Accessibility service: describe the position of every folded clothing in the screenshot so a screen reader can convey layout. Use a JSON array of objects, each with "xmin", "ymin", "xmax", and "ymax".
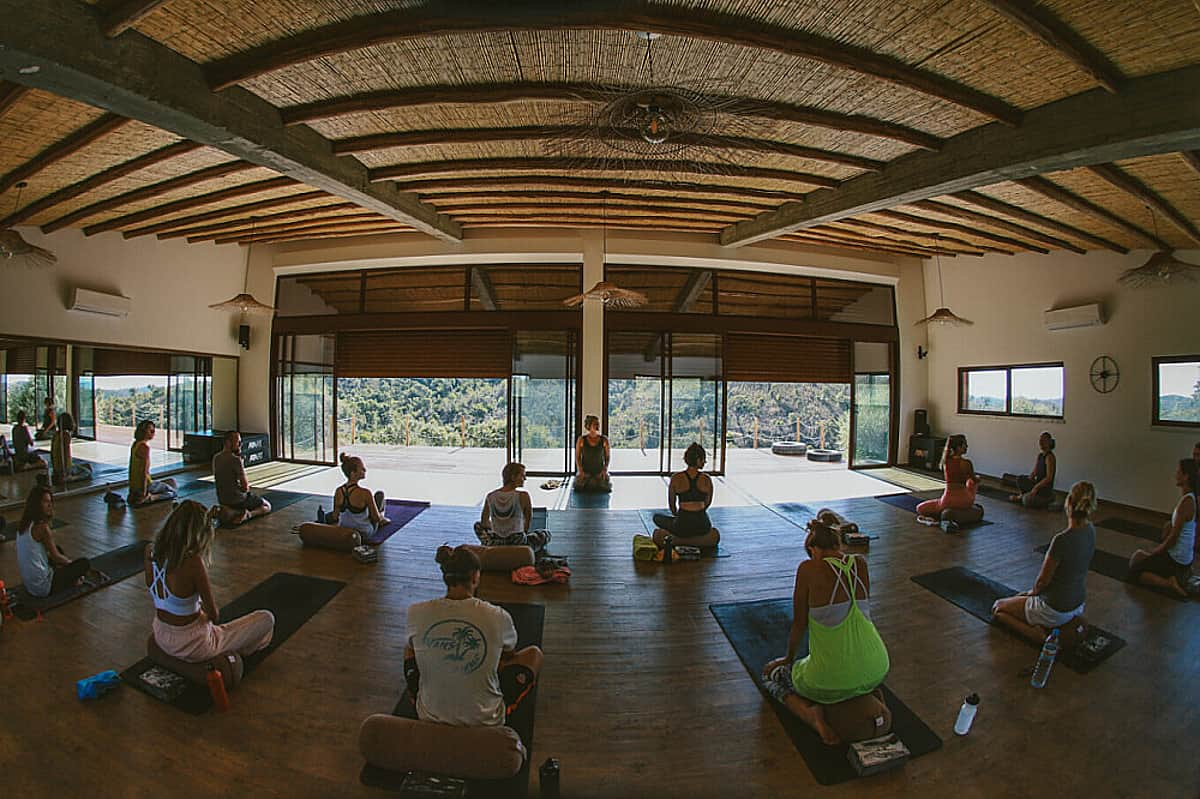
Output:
[{"xmin": 512, "ymin": 564, "xmax": 571, "ymax": 585}]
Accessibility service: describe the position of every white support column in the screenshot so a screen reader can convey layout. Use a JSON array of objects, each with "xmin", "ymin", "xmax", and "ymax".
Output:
[{"xmin": 580, "ymin": 230, "xmax": 606, "ymax": 429}]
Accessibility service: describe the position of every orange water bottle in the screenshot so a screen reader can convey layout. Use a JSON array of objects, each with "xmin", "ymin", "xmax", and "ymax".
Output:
[{"xmin": 207, "ymin": 666, "xmax": 230, "ymax": 712}]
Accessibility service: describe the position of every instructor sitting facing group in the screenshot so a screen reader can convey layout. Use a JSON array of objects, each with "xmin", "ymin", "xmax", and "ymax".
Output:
[{"xmin": 213, "ymin": 432, "xmax": 272, "ymax": 527}]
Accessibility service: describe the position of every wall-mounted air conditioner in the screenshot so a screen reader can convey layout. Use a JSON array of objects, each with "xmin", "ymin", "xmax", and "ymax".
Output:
[
  {"xmin": 1043, "ymin": 303, "xmax": 1104, "ymax": 331},
  {"xmin": 69, "ymin": 287, "xmax": 131, "ymax": 318}
]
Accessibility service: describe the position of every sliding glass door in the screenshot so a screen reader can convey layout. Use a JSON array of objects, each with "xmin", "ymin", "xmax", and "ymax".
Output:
[
  {"xmin": 275, "ymin": 334, "xmax": 336, "ymax": 464},
  {"xmin": 510, "ymin": 330, "xmax": 578, "ymax": 475},
  {"xmin": 76, "ymin": 372, "xmax": 96, "ymax": 440},
  {"xmin": 850, "ymin": 341, "xmax": 894, "ymax": 468}
]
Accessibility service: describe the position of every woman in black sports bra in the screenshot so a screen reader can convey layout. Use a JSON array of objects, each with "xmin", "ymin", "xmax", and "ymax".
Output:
[
  {"xmin": 324, "ymin": 453, "xmax": 389, "ymax": 537},
  {"xmin": 573, "ymin": 414, "xmax": 612, "ymax": 493},
  {"xmin": 652, "ymin": 443, "xmax": 720, "ymax": 548}
]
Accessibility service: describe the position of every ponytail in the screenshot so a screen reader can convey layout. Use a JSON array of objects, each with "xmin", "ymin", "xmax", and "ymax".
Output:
[{"xmin": 1066, "ymin": 481, "xmax": 1097, "ymax": 520}]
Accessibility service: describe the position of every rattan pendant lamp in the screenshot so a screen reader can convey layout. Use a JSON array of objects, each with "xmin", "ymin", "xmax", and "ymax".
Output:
[
  {"xmin": 914, "ymin": 235, "xmax": 973, "ymax": 327},
  {"xmin": 209, "ymin": 217, "xmax": 275, "ymax": 315}
]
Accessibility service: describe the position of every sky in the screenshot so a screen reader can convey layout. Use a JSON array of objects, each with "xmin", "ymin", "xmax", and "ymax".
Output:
[{"xmin": 1159, "ymin": 362, "xmax": 1200, "ymax": 397}]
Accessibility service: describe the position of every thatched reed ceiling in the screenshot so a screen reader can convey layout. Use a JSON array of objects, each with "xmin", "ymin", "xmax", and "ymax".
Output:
[{"xmin": 0, "ymin": 0, "xmax": 1196, "ymax": 257}]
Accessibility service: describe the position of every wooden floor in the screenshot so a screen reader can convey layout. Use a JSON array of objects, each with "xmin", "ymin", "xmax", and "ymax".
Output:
[{"xmin": 2, "ymin": 475, "xmax": 1197, "ymax": 798}]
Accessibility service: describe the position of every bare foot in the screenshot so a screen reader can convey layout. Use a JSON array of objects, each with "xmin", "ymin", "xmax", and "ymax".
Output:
[
  {"xmin": 814, "ymin": 718, "xmax": 843, "ymax": 746},
  {"xmin": 1008, "ymin": 494, "xmax": 1022, "ymax": 503},
  {"xmin": 1170, "ymin": 579, "xmax": 1189, "ymax": 599}
]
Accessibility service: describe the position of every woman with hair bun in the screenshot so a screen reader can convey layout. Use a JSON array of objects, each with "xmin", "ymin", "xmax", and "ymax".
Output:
[
  {"xmin": 1009, "ymin": 431, "xmax": 1058, "ymax": 509},
  {"xmin": 1127, "ymin": 459, "xmax": 1197, "ymax": 598},
  {"xmin": 992, "ymin": 481, "xmax": 1097, "ymax": 642},
  {"xmin": 915, "ymin": 434, "xmax": 978, "ymax": 523},
  {"xmin": 761, "ymin": 520, "xmax": 891, "ymax": 745},
  {"xmin": 403, "ymin": 545, "xmax": 543, "ymax": 727},
  {"xmin": 652, "ymin": 442, "xmax": 719, "ymax": 549},
  {"xmin": 326, "ymin": 452, "xmax": 389, "ymax": 537}
]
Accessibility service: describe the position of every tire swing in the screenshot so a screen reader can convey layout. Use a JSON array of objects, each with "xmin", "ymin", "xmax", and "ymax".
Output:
[{"xmin": 771, "ymin": 441, "xmax": 808, "ymax": 456}]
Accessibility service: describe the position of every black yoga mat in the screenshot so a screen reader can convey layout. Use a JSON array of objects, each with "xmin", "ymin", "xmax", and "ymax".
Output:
[
  {"xmin": 977, "ymin": 483, "xmax": 1060, "ymax": 511},
  {"xmin": 910, "ymin": 566, "xmax": 1126, "ymax": 672},
  {"xmin": 709, "ymin": 597, "xmax": 941, "ymax": 785},
  {"xmin": 1096, "ymin": 516, "xmax": 1163, "ymax": 542},
  {"xmin": 74, "ymin": 458, "xmax": 126, "ymax": 483},
  {"xmin": 875, "ymin": 494, "xmax": 924, "ymax": 513},
  {"xmin": 9, "ymin": 541, "xmax": 147, "ymax": 620},
  {"xmin": 0, "ymin": 515, "xmax": 67, "ymax": 543},
  {"xmin": 566, "ymin": 489, "xmax": 611, "ymax": 509},
  {"xmin": 1032, "ymin": 543, "xmax": 1188, "ymax": 602},
  {"xmin": 360, "ymin": 602, "xmax": 546, "ymax": 798},
  {"xmin": 120, "ymin": 572, "xmax": 345, "ymax": 713},
  {"xmin": 364, "ymin": 499, "xmax": 430, "ymax": 545},
  {"xmin": 769, "ymin": 502, "xmax": 817, "ymax": 528},
  {"xmin": 219, "ymin": 489, "xmax": 315, "ymax": 528},
  {"xmin": 637, "ymin": 509, "xmax": 730, "ymax": 557}
]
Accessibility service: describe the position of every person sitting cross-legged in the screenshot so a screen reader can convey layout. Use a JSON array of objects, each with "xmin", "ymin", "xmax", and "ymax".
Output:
[
  {"xmin": 992, "ymin": 481, "xmax": 1097, "ymax": 644},
  {"xmin": 213, "ymin": 431, "xmax": 270, "ymax": 526},
  {"xmin": 1127, "ymin": 459, "xmax": 1197, "ymax": 599},
  {"xmin": 572, "ymin": 414, "xmax": 612, "ymax": 493},
  {"xmin": 128, "ymin": 420, "xmax": 177, "ymax": 504},
  {"xmin": 474, "ymin": 461, "xmax": 550, "ymax": 552},
  {"xmin": 50, "ymin": 413, "xmax": 92, "ymax": 487},
  {"xmin": 17, "ymin": 483, "xmax": 104, "ymax": 598},
  {"xmin": 11, "ymin": 411, "xmax": 47, "ymax": 471},
  {"xmin": 1008, "ymin": 431, "xmax": 1058, "ymax": 509},
  {"xmin": 652, "ymin": 442, "xmax": 720, "ymax": 549},
  {"xmin": 404, "ymin": 545, "xmax": 543, "ymax": 727},
  {"xmin": 324, "ymin": 452, "xmax": 389, "ymax": 539}
]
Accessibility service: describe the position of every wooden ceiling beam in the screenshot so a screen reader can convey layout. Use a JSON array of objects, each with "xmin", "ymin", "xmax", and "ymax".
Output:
[
  {"xmin": 42, "ymin": 159, "xmax": 257, "ymax": 233},
  {"xmin": 909, "ymin": 198, "xmax": 1085, "ymax": 253},
  {"xmin": 0, "ymin": 0, "xmax": 461, "ymax": 242},
  {"xmin": 1180, "ymin": 151, "xmax": 1200, "ymax": 179},
  {"xmin": 394, "ymin": 174, "xmax": 802, "ymax": 203},
  {"xmin": 195, "ymin": 212, "xmax": 385, "ymax": 243},
  {"xmin": 0, "ymin": 80, "xmax": 27, "ymax": 117},
  {"xmin": 463, "ymin": 219, "xmax": 720, "ymax": 233},
  {"xmin": 785, "ymin": 229, "xmax": 969, "ymax": 258},
  {"xmin": 871, "ymin": 209, "xmax": 1040, "ymax": 253},
  {"xmin": 123, "ymin": 189, "xmax": 328, "ymax": 238},
  {"xmin": 158, "ymin": 201, "xmax": 360, "ymax": 239},
  {"xmin": 82, "ymin": 176, "xmax": 296, "ymax": 236},
  {"xmin": 0, "ymin": 140, "xmax": 199, "ymax": 228},
  {"xmin": 438, "ymin": 202, "xmax": 743, "ymax": 222},
  {"xmin": 371, "ymin": 157, "xmax": 840, "ymax": 189},
  {"xmin": 1015, "ymin": 175, "xmax": 1169, "ymax": 249},
  {"xmin": 721, "ymin": 65, "xmax": 1200, "ymax": 246},
  {"xmin": 470, "ymin": 267, "xmax": 499, "ymax": 312},
  {"xmin": 455, "ymin": 212, "xmax": 724, "ymax": 227},
  {"xmin": 831, "ymin": 218, "xmax": 1000, "ymax": 255},
  {"xmin": 334, "ymin": 125, "xmax": 886, "ymax": 172},
  {"xmin": 1087, "ymin": 163, "xmax": 1200, "ymax": 244},
  {"xmin": 0, "ymin": 113, "xmax": 127, "ymax": 195},
  {"xmin": 951, "ymin": 189, "xmax": 1127, "ymax": 253},
  {"xmin": 210, "ymin": 218, "xmax": 408, "ymax": 245},
  {"xmin": 100, "ymin": 0, "xmax": 172, "ymax": 37},
  {"xmin": 229, "ymin": 227, "xmax": 416, "ymax": 246},
  {"xmin": 673, "ymin": 270, "xmax": 713, "ymax": 313},
  {"xmin": 980, "ymin": 0, "xmax": 1124, "ymax": 93},
  {"xmin": 207, "ymin": 3, "xmax": 1020, "ymax": 124},
  {"xmin": 429, "ymin": 190, "xmax": 774, "ymax": 213},
  {"xmin": 286, "ymin": 82, "xmax": 941, "ymax": 151}
]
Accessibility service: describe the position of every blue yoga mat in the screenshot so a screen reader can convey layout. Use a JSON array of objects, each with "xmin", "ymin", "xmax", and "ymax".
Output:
[{"xmin": 364, "ymin": 499, "xmax": 430, "ymax": 545}]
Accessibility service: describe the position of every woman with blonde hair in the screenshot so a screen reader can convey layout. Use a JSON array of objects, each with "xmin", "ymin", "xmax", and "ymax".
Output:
[
  {"xmin": 992, "ymin": 481, "xmax": 1097, "ymax": 643},
  {"xmin": 325, "ymin": 452, "xmax": 388, "ymax": 537},
  {"xmin": 915, "ymin": 434, "xmax": 977, "ymax": 523},
  {"xmin": 143, "ymin": 500, "xmax": 274, "ymax": 662}
]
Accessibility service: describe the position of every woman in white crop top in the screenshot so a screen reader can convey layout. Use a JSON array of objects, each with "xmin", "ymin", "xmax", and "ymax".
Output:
[
  {"xmin": 144, "ymin": 500, "xmax": 275, "ymax": 663},
  {"xmin": 1128, "ymin": 458, "xmax": 1198, "ymax": 599}
]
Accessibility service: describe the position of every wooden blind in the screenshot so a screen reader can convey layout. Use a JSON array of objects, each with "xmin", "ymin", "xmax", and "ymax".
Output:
[
  {"xmin": 5, "ymin": 347, "xmax": 37, "ymax": 373},
  {"xmin": 336, "ymin": 330, "xmax": 512, "ymax": 378},
  {"xmin": 92, "ymin": 348, "xmax": 171, "ymax": 376},
  {"xmin": 724, "ymin": 333, "xmax": 851, "ymax": 383}
]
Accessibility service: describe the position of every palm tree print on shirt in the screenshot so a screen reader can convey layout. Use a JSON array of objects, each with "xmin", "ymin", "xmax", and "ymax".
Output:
[{"xmin": 423, "ymin": 620, "xmax": 488, "ymax": 673}]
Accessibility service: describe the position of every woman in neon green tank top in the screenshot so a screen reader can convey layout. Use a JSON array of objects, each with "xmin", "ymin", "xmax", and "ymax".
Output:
[{"xmin": 762, "ymin": 521, "xmax": 890, "ymax": 744}]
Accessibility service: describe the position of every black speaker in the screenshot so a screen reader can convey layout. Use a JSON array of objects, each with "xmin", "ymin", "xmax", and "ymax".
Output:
[
  {"xmin": 914, "ymin": 409, "xmax": 930, "ymax": 435},
  {"xmin": 238, "ymin": 324, "xmax": 250, "ymax": 350}
]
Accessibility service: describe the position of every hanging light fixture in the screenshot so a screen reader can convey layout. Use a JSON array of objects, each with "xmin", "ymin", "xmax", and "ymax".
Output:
[
  {"xmin": 209, "ymin": 216, "xmax": 275, "ymax": 315},
  {"xmin": 915, "ymin": 235, "xmax": 973, "ymax": 327},
  {"xmin": 563, "ymin": 191, "xmax": 648, "ymax": 309},
  {"xmin": 0, "ymin": 182, "xmax": 58, "ymax": 268},
  {"xmin": 1117, "ymin": 209, "xmax": 1200, "ymax": 288}
]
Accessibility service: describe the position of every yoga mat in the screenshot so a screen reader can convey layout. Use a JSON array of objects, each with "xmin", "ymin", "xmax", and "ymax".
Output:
[
  {"xmin": 910, "ymin": 566, "xmax": 1126, "ymax": 672},
  {"xmin": 363, "ymin": 499, "xmax": 430, "ymax": 545},
  {"xmin": 637, "ymin": 509, "xmax": 730, "ymax": 557},
  {"xmin": 360, "ymin": 602, "xmax": 545, "ymax": 798},
  {"xmin": 769, "ymin": 502, "xmax": 817, "ymax": 528},
  {"xmin": 9, "ymin": 542, "xmax": 147, "ymax": 620},
  {"xmin": 869, "ymin": 468, "xmax": 945, "ymax": 493},
  {"xmin": 566, "ymin": 489, "xmax": 611, "ymax": 510},
  {"xmin": 1033, "ymin": 543, "xmax": 1189, "ymax": 602},
  {"xmin": 120, "ymin": 572, "xmax": 345, "ymax": 714},
  {"xmin": 220, "ymin": 489, "xmax": 315, "ymax": 528},
  {"xmin": 875, "ymin": 494, "xmax": 924, "ymax": 513},
  {"xmin": 1096, "ymin": 516, "xmax": 1163, "ymax": 542},
  {"xmin": 709, "ymin": 598, "xmax": 941, "ymax": 785},
  {"xmin": 977, "ymin": 483, "xmax": 1060, "ymax": 511},
  {"xmin": 531, "ymin": 507, "xmax": 548, "ymax": 532},
  {"xmin": 74, "ymin": 458, "xmax": 126, "ymax": 482},
  {"xmin": 0, "ymin": 516, "xmax": 67, "ymax": 543}
]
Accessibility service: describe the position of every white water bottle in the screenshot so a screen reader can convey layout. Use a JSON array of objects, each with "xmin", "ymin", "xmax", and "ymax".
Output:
[{"xmin": 954, "ymin": 693, "xmax": 979, "ymax": 735}]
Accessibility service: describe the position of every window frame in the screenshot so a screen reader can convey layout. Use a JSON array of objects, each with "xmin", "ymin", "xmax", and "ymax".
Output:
[
  {"xmin": 1152, "ymin": 354, "xmax": 1200, "ymax": 428},
  {"xmin": 957, "ymin": 362, "xmax": 1065, "ymax": 420}
]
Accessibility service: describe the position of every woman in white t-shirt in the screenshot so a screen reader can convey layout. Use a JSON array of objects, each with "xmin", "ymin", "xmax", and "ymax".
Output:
[{"xmin": 404, "ymin": 545, "xmax": 543, "ymax": 727}]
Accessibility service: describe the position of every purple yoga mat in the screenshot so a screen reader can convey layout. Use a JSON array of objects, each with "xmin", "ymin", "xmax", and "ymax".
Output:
[{"xmin": 364, "ymin": 500, "xmax": 430, "ymax": 545}]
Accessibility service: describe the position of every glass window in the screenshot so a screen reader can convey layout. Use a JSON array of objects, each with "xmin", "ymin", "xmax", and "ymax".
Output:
[
  {"xmin": 1011, "ymin": 366, "xmax": 1064, "ymax": 418},
  {"xmin": 1154, "ymin": 356, "xmax": 1200, "ymax": 426},
  {"xmin": 959, "ymin": 364, "xmax": 1064, "ymax": 419},
  {"xmin": 961, "ymin": 369, "xmax": 1008, "ymax": 414}
]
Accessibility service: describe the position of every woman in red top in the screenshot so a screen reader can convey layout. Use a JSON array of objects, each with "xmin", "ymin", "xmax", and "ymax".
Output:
[{"xmin": 915, "ymin": 435, "xmax": 977, "ymax": 522}]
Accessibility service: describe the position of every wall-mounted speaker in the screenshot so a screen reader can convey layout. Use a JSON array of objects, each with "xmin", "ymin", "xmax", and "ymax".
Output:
[
  {"xmin": 238, "ymin": 324, "xmax": 250, "ymax": 350},
  {"xmin": 914, "ymin": 409, "xmax": 930, "ymax": 435}
]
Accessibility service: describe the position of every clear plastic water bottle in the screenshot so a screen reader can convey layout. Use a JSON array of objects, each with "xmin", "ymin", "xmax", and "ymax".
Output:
[
  {"xmin": 954, "ymin": 693, "xmax": 979, "ymax": 735},
  {"xmin": 1030, "ymin": 628, "xmax": 1060, "ymax": 688}
]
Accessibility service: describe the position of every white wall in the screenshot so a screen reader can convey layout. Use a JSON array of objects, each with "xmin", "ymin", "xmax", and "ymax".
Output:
[
  {"xmin": 4, "ymin": 226, "xmax": 248, "ymax": 357},
  {"xmin": 922, "ymin": 248, "xmax": 1199, "ymax": 511}
]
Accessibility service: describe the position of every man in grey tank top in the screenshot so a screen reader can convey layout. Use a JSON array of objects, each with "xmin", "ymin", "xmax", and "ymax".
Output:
[{"xmin": 213, "ymin": 432, "xmax": 272, "ymax": 526}]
